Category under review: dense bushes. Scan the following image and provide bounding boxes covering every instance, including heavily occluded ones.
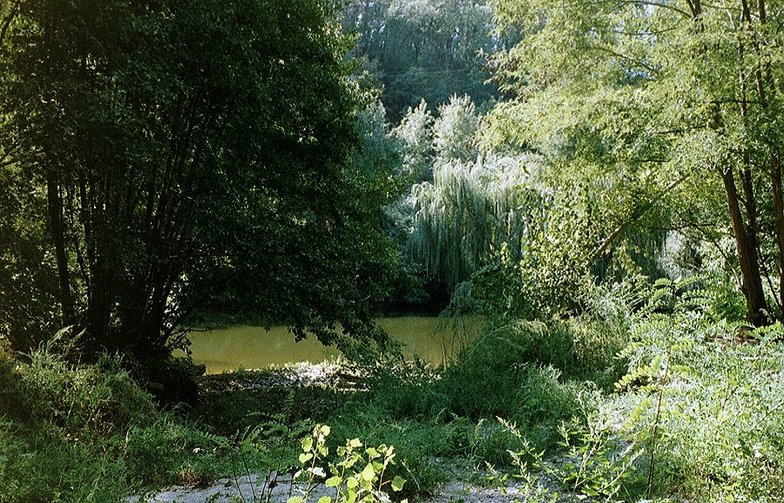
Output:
[607,314,784,501]
[0,350,155,436]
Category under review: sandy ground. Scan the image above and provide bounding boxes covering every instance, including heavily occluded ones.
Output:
[127,472,580,503]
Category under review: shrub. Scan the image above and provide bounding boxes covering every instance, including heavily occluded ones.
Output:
[598,280,784,501]
[435,321,585,428]
[328,403,450,498]
[288,424,408,503]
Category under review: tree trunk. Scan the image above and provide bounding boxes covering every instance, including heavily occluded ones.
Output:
[751,0,784,318]
[46,171,76,326]
[770,155,784,313]
[722,167,768,325]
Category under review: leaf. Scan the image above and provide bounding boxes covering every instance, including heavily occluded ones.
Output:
[318,497,332,503]
[302,437,313,452]
[299,452,313,463]
[343,455,358,469]
[349,438,363,448]
[346,477,359,489]
[391,475,406,492]
[360,463,376,482]
[325,476,342,487]
[288,498,304,503]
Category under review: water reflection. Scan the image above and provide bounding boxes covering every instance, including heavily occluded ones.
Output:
[186,316,481,373]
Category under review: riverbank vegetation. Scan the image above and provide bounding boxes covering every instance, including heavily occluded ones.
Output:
[4,285,782,501]
[2,0,784,501]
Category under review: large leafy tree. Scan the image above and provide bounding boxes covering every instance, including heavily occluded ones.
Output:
[0,0,395,360]
[490,0,784,325]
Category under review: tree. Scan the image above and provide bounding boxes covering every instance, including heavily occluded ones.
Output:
[343,0,508,119]
[490,0,784,325]
[433,94,481,162]
[0,0,396,363]
[391,100,434,182]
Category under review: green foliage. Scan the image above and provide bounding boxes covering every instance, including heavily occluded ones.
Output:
[552,419,644,500]
[504,416,645,501]
[400,93,609,315]
[410,152,544,293]
[703,274,748,323]
[0,161,59,352]
[0,348,295,501]
[457,417,526,467]
[0,350,152,501]
[0,423,128,503]
[352,320,605,441]
[289,424,408,503]
[0,348,154,437]
[600,281,784,501]
[342,278,783,502]
[433,95,481,163]
[125,416,226,487]
[440,342,583,428]
[0,0,396,369]
[489,0,784,324]
[328,404,453,497]
[343,0,506,119]
[390,100,434,182]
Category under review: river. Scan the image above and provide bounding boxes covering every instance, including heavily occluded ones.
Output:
[187,316,479,373]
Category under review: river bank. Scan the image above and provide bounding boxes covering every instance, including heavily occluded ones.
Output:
[133,359,577,502]
[144,362,614,503]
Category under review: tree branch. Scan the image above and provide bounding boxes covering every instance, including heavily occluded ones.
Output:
[592,172,691,260]
[0,0,20,47]
[593,0,693,18]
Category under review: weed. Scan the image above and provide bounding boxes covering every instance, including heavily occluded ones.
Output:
[289,424,407,503]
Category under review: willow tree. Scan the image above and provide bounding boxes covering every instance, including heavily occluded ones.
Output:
[397,94,593,316]
[0,0,395,361]
[490,0,784,325]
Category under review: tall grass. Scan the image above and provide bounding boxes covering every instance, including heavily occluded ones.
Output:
[0,348,293,502]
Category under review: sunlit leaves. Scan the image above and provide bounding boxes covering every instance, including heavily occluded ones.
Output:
[290,425,407,503]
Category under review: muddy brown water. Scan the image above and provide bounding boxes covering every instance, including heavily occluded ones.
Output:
[187,316,481,374]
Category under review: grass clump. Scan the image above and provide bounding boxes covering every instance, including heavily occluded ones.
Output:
[0,350,152,502]
[0,347,295,502]
[325,316,612,496]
